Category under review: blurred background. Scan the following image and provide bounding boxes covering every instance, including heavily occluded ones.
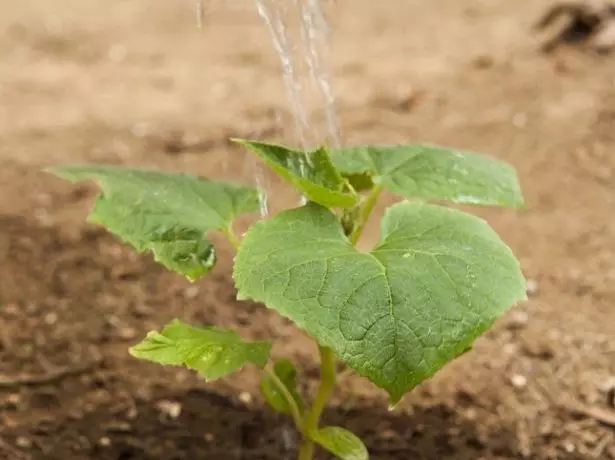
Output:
[1,0,615,458]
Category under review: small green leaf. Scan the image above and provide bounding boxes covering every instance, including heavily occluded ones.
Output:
[234,202,526,404]
[329,144,524,208]
[45,165,260,281]
[234,139,359,208]
[129,319,272,381]
[260,359,303,415]
[311,426,368,460]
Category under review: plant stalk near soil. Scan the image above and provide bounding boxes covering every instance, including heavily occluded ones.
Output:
[46,139,528,460]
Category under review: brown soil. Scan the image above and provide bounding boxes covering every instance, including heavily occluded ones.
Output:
[2,1,615,459]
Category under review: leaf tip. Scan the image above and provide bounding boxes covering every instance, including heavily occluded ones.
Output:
[387,393,404,411]
[229,137,248,146]
[42,165,71,182]
[127,344,141,359]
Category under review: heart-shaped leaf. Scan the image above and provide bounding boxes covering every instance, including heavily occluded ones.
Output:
[234,140,359,208]
[234,201,526,403]
[329,144,524,208]
[312,426,368,460]
[130,319,272,381]
[46,165,260,281]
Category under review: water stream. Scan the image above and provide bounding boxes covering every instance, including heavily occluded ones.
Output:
[254,0,340,151]
[195,0,340,217]
[254,0,341,212]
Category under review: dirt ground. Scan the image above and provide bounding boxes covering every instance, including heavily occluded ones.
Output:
[1,0,615,459]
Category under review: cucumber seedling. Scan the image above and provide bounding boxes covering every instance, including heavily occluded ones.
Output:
[46,140,527,460]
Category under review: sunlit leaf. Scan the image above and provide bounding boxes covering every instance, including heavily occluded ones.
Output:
[130,319,272,381]
[234,140,359,208]
[46,165,260,281]
[234,202,526,404]
[329,144,524,207]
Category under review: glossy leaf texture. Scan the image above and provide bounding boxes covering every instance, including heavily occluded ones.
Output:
[311,426,368,460]
[130,319,272,381]
[260,359,303,415]
[234,140,359,208]
[329,144,524,208]
[234,202,526,404]
[46,165,260,281]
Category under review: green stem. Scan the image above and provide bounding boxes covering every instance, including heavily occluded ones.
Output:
[349,185,383,245]
[264,365,304,430]
[297,345,336,460]
[297,440,314,460]
[225,225,241,249]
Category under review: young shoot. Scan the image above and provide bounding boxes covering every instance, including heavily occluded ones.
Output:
[46,140,527,460]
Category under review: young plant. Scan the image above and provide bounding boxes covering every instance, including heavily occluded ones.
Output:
[46,140,527,460]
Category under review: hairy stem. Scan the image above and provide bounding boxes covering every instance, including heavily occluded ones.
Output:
[297,345,337,459]
[349,184,383,245]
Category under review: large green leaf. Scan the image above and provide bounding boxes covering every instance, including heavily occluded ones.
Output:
[312,426,368,460]
[234,202,526,403]
[46,165,260,281]
[260,359,304,415]
[129,319,272,381]
[234,140,359,208]
[329,144,524,208]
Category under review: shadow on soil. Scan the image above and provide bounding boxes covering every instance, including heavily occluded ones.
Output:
[4,386,519,460]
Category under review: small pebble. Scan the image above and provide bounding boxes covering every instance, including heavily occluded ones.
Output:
[281,425,296,451]
[44,312,58,325]
[16,436,32,448]
[4,393,21,409]
[238,392,252,405]
[602,377,615,407]
[465,407,478,421]
[156,400,182,419]
[98,437,112,447]
[117,327,137,341]
[183,286,201,299]
[563,441,575,453]
[125,406,138,420]
[526,279,539,296]
[204,433,215,443]
[3,303,19,317]
[507,310,529,330]
[510,374,528,389]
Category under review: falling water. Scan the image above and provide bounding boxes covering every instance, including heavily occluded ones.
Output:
[254,0,341,150]
[195,0,204,29]
[299,0,340,148]
[194,0,340,216]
